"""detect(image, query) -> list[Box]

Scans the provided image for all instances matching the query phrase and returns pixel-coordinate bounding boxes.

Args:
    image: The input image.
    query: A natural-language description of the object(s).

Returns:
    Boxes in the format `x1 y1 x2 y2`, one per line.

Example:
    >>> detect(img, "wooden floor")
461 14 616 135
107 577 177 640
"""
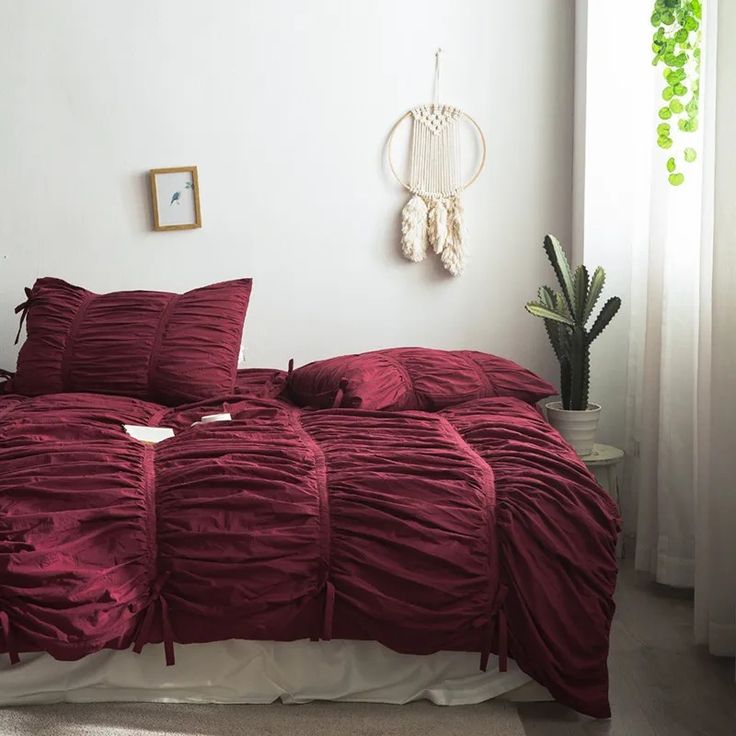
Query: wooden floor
518 557 736 736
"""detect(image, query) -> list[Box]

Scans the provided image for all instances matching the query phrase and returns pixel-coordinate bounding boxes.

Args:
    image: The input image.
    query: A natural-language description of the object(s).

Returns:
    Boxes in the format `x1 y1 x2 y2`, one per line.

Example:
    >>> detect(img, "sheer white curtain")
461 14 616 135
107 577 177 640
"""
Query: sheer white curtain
577 0 735 659
692 0 736 658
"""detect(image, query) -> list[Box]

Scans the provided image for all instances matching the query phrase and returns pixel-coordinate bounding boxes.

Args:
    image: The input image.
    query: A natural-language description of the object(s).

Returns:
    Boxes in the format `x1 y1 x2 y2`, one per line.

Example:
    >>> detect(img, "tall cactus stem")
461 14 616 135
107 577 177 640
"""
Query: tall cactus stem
569 329 586 410
560 357 572 410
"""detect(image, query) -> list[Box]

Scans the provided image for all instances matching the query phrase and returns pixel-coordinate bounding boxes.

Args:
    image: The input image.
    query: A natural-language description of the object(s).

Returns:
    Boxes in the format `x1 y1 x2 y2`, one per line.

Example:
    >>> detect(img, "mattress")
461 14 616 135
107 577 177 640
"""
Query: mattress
0 640 548 707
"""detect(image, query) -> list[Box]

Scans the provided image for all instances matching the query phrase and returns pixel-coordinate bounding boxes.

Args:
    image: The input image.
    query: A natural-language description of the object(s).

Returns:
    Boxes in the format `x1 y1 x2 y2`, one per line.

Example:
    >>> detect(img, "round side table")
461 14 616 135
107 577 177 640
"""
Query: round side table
582 443 625 559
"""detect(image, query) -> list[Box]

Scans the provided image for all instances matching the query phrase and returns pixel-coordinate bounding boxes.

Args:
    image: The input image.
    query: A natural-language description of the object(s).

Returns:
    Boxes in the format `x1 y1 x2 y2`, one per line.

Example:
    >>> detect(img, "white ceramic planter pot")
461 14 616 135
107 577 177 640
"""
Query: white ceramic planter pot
545 401 602 457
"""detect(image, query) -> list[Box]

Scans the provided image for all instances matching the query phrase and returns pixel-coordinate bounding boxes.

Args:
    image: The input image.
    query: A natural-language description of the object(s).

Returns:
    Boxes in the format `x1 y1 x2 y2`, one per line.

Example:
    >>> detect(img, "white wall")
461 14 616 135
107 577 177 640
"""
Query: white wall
0 0 573 379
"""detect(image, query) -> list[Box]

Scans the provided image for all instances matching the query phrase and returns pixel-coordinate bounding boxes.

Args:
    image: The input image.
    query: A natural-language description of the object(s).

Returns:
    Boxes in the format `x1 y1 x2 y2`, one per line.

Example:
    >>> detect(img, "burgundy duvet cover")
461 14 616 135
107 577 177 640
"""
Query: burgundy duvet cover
0 375 619 717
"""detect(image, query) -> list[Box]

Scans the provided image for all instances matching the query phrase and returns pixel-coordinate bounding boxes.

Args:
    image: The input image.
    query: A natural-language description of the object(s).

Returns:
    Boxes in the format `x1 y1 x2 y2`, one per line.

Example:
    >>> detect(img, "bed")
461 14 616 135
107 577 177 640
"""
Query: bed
0 278 620 718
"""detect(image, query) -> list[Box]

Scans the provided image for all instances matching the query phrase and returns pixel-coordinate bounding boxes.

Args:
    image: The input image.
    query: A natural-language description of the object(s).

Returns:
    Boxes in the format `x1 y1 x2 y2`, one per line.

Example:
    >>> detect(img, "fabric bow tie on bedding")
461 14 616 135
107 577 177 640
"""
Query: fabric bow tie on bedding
13 287 35 345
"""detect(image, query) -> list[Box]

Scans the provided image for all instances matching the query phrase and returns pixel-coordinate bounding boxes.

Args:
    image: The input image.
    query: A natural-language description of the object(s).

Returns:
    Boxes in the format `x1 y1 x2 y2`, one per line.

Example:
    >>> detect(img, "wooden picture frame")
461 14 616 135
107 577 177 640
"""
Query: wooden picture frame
149 166 202 231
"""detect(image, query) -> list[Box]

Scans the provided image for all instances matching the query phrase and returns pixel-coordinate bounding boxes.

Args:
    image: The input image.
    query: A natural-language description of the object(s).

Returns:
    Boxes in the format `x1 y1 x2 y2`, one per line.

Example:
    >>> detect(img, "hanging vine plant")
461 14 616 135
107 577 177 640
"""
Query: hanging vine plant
651 0 702 185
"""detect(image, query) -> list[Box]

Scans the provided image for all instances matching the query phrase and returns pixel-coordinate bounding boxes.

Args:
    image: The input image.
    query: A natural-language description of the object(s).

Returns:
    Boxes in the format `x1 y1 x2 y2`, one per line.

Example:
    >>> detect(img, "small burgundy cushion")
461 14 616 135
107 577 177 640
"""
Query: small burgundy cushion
288 347 555 411
234 368 287 399
12 277 252 405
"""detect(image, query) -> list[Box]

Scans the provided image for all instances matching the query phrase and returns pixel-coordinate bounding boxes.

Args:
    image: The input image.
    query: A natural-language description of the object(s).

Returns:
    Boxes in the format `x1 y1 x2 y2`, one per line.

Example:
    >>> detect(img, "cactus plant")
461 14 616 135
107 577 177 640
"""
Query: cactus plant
525 235 621 411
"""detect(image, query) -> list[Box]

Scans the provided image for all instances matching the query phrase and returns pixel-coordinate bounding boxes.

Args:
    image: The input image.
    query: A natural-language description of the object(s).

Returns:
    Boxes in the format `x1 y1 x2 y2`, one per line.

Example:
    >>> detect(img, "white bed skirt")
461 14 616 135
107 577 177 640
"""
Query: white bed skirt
0 640 548 707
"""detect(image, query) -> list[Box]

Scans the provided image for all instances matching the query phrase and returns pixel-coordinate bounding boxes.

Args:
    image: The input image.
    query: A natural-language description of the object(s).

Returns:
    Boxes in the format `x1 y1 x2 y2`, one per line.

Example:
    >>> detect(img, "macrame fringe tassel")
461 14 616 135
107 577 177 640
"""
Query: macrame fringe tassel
400 195 429 262
401 194 465 275
441 195 465 276
428 198 448 254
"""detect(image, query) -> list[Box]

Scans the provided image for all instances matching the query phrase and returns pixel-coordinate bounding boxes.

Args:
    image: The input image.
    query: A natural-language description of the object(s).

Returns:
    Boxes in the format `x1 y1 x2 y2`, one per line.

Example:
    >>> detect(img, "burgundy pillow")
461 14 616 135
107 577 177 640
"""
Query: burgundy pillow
287 347 555 411
12 277 252 405
234 368 287 399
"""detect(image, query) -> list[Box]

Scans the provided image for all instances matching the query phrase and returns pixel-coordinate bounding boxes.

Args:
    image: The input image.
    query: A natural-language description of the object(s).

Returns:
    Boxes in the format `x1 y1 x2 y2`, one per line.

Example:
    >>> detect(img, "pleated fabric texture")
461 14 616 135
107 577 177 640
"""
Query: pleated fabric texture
287 348 555 411
0 388 618 718
10 278 252 405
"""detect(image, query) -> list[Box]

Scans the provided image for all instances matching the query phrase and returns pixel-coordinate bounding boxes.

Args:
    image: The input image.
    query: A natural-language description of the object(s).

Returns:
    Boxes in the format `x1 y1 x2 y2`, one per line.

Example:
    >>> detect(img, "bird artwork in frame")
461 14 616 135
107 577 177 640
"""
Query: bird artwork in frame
149 166 202 231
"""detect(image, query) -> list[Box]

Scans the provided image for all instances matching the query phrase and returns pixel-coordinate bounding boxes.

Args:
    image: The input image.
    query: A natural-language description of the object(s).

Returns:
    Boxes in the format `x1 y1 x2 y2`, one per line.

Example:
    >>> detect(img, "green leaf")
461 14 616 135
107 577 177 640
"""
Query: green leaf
525 302 575 326
664 52 687 67
657 122 671 136
583 267 605 324
658 106 672 120
662 86 674 101
657 135 673 149
684 15 699 31
650 11 662 26
573 265 589 324
542 235 576 317
669 172 685 186
539 293 569 362
553 290 571 319
684 147 697 163
673 83 688 96
674 28 688 43
538 286 556 309
587 297 621 344
669 98 684 113
667 157 676 172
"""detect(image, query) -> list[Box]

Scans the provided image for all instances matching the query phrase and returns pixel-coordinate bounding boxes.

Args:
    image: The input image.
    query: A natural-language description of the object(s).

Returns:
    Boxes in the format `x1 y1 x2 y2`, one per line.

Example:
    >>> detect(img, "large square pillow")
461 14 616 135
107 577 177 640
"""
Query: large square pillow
287 347 555 411
11 277 252 405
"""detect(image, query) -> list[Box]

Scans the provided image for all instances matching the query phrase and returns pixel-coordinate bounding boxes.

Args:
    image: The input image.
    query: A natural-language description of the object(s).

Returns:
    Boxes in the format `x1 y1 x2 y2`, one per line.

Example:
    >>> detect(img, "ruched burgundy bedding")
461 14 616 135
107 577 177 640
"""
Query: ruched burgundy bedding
10 278 253 405
287 347 554 410
0 377 619 718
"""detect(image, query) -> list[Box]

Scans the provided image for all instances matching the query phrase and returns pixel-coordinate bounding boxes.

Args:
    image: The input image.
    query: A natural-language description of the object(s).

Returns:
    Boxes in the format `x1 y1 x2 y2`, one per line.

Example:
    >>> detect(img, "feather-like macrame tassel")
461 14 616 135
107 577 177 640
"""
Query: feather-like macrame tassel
441 195 465 276
427 198 449 254
400 195 429 262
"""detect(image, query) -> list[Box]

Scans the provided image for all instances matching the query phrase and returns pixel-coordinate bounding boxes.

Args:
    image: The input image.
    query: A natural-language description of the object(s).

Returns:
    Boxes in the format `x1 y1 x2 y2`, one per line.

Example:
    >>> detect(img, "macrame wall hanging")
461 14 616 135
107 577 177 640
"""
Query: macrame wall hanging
387 49 486 276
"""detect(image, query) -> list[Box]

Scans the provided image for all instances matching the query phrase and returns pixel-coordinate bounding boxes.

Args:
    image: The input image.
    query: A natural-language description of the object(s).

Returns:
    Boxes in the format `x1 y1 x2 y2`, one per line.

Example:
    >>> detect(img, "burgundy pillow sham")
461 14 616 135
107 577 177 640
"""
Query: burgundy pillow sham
287 347 555 411
234 368 287 399
11 277 252 405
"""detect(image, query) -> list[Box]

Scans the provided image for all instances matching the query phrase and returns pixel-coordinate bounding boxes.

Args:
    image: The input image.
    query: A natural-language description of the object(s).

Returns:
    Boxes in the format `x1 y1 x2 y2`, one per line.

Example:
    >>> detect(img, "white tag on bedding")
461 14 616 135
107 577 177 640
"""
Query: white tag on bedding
192 412 232 426
123 425 175 443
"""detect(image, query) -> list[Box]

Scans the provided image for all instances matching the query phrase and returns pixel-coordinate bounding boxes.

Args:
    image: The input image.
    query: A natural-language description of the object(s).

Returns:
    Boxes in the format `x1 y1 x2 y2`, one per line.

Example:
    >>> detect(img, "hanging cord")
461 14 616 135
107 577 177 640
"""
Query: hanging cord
387 45 487 195
433 48 442 108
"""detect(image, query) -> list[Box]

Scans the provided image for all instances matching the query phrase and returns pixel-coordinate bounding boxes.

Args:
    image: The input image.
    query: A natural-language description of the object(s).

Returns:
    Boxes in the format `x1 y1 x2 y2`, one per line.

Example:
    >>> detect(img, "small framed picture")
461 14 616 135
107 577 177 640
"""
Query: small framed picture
149 166 202 231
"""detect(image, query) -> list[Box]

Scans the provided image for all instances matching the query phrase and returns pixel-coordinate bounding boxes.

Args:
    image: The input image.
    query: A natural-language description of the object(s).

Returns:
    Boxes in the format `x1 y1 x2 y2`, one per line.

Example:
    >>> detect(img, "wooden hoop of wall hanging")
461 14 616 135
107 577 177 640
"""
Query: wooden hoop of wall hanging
386 109 487 194
388 49 487 276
